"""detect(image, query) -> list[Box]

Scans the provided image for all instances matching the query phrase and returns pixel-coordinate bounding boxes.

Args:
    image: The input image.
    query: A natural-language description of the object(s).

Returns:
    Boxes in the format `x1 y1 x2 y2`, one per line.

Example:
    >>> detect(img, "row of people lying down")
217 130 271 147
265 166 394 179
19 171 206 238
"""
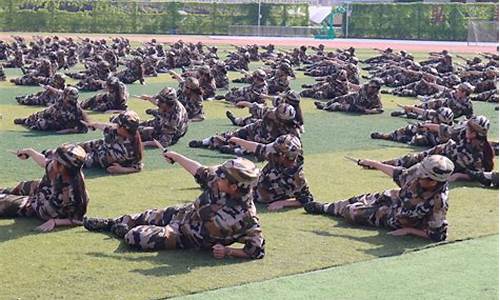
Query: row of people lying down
0 128 497 259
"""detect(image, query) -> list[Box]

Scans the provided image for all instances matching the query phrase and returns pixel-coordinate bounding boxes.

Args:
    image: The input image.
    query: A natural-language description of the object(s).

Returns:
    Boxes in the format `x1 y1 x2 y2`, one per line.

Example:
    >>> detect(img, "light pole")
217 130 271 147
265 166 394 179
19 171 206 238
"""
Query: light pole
257 0 262 36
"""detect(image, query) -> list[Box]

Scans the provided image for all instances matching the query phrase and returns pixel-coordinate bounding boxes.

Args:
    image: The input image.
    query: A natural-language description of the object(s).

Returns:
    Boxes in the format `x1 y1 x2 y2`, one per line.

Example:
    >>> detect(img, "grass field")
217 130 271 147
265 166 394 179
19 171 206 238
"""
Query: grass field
0 46 498 299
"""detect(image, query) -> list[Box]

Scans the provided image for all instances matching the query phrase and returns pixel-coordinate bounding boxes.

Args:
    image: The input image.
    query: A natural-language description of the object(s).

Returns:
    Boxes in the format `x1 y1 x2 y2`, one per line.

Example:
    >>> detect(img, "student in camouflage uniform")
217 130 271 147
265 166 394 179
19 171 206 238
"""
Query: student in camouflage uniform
304 155 453 242
229 134 314 211
189 103 300 155
75 60 112 91
116 56 145 85
16 74 65 106
175 76 205 122
80 77 128 112
300 70 350 100
11 58 54 86
266 62 294 95
0 144 89 232
226 90 304 131
382 74 448 98
391 83 474 119
371 107 454 147
84 156 265 260
78 111 144 174
212 60 229 89
137 87 189 148
14 86 88 133
216 70 268 104
382 116 494 174
314 79 384 114
196 65 217 100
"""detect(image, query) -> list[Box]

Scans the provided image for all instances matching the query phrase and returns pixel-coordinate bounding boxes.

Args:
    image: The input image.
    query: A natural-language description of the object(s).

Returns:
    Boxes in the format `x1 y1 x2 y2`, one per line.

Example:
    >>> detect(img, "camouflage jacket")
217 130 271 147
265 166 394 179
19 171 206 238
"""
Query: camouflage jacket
253 146 313 205
168 166 265 259
30 160 88 221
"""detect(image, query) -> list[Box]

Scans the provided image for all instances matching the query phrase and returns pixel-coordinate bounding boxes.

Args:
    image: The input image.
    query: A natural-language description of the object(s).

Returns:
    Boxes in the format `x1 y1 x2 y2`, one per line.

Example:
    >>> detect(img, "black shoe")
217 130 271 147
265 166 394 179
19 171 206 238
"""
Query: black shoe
13 118 25 125
380 90 390 94
226 111 236 125
370 132 383 139
83 217 114 232
214 95 225 100
304 202 325 214
314 101 325 110
188 140 204 148
390 111 405 117
219 145 235 154
110 223 130 238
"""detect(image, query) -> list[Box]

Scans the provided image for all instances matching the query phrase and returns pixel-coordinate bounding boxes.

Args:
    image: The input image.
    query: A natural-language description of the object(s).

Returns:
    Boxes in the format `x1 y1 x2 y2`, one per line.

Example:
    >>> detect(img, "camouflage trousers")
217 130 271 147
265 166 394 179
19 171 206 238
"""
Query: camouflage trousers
17 90 57 106
267 81 289 95
115 207 179 250
117 71 141 84
76 78 104 91
0 181 38 218
387 125 440 147
21 112 65 131
78 139 112 169
81 94 126 112
12 75 47 86
472 90 499 103
392 88 418 97
138 124 185 147
184 101 204 120
323 191 398 229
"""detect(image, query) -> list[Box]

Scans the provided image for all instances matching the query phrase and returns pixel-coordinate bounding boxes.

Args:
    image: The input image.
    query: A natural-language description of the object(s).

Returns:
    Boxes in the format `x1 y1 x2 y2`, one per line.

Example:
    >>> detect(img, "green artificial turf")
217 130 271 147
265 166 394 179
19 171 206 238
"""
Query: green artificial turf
180 235 499 300
0 47 497 299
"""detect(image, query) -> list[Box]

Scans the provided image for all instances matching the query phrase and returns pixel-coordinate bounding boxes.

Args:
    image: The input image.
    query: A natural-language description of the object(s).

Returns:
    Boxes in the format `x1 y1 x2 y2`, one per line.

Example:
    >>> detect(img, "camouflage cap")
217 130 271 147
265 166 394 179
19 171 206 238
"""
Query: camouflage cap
271 134 302 160
467 115 490 137
283 90 301 103
436 107 454 125
457 82 474 94
110 110 140 132
220 158 260 187
368 78 384 89
274 103 296 121
156 87 177 104
106 76 119 86
253 69 267 79
54 143 87 169
417 155 454 182
63 86 79 103
184 76 200 89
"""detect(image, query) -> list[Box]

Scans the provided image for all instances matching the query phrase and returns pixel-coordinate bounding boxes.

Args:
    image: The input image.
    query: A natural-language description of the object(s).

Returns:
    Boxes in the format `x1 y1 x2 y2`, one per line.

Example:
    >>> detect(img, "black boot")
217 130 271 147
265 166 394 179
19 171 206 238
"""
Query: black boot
226 111 237 125
188 140 204 148
83 217 114 232
304 202 326 215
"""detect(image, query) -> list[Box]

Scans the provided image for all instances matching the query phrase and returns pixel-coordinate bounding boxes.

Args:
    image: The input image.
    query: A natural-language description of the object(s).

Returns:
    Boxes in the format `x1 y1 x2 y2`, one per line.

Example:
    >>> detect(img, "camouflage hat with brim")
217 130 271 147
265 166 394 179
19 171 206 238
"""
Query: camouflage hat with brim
283 90 301 103
273 103 296 121
184 77 200 89
253 69 267 79
271 134 302 160
417 155 454 182
110 110 140 131
437 107 454 124
63 86 79 103
220 158 260 188
55 144 87 169
467 115 490 137
156 87 178 104
457 82 474 94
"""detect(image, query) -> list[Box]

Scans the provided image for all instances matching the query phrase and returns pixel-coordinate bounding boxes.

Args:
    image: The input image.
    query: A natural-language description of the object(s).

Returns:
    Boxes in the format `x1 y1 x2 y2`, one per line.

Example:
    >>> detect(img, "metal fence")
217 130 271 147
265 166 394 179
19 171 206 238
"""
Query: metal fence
467 20 499 44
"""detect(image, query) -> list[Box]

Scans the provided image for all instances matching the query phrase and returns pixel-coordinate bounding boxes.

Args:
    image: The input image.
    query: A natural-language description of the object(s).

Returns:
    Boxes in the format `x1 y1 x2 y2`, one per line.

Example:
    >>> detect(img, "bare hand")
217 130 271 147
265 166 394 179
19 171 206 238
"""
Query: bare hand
36 219 56 232
235 102 246 108
212 244 227 259
163 151 177 164
106 163 123 173
16 149 31 160
228 137 241 145
358 159 377 169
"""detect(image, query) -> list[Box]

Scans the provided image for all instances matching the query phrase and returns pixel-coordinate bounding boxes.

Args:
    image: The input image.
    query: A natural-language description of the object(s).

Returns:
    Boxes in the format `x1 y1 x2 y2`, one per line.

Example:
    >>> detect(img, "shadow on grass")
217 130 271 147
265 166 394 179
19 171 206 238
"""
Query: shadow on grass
86 239 246 277
306 221 430 258
0 217 83 243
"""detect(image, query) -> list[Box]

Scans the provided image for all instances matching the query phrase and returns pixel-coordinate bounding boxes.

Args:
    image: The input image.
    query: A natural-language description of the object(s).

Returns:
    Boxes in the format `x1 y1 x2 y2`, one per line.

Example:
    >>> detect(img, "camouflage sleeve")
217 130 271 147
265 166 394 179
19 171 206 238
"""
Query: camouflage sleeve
238 216 265 259
425 192 449 242
194 166 217 189
294 183 314 205
392 167 407 187
249 103 267 118
384 141 454 168
254 144 272 161
466 171 499 188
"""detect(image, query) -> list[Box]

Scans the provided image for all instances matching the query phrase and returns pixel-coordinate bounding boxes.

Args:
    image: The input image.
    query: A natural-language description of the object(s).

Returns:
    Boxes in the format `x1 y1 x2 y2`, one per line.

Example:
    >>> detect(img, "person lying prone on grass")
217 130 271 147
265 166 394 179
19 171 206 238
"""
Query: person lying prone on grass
84 152 265 260
304 155 454 242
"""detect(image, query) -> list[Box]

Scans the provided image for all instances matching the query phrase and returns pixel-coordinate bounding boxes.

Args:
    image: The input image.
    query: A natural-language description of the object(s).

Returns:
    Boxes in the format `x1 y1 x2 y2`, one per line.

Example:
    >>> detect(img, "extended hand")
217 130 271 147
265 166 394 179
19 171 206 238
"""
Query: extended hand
36 219 56 232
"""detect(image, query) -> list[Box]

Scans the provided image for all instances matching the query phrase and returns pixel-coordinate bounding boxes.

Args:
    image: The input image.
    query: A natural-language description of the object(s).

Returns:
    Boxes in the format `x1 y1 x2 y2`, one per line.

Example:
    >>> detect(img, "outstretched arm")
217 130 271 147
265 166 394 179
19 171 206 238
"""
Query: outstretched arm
228 137 260 153
164 151 203 176
358 159 397 177
15 148 48 168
